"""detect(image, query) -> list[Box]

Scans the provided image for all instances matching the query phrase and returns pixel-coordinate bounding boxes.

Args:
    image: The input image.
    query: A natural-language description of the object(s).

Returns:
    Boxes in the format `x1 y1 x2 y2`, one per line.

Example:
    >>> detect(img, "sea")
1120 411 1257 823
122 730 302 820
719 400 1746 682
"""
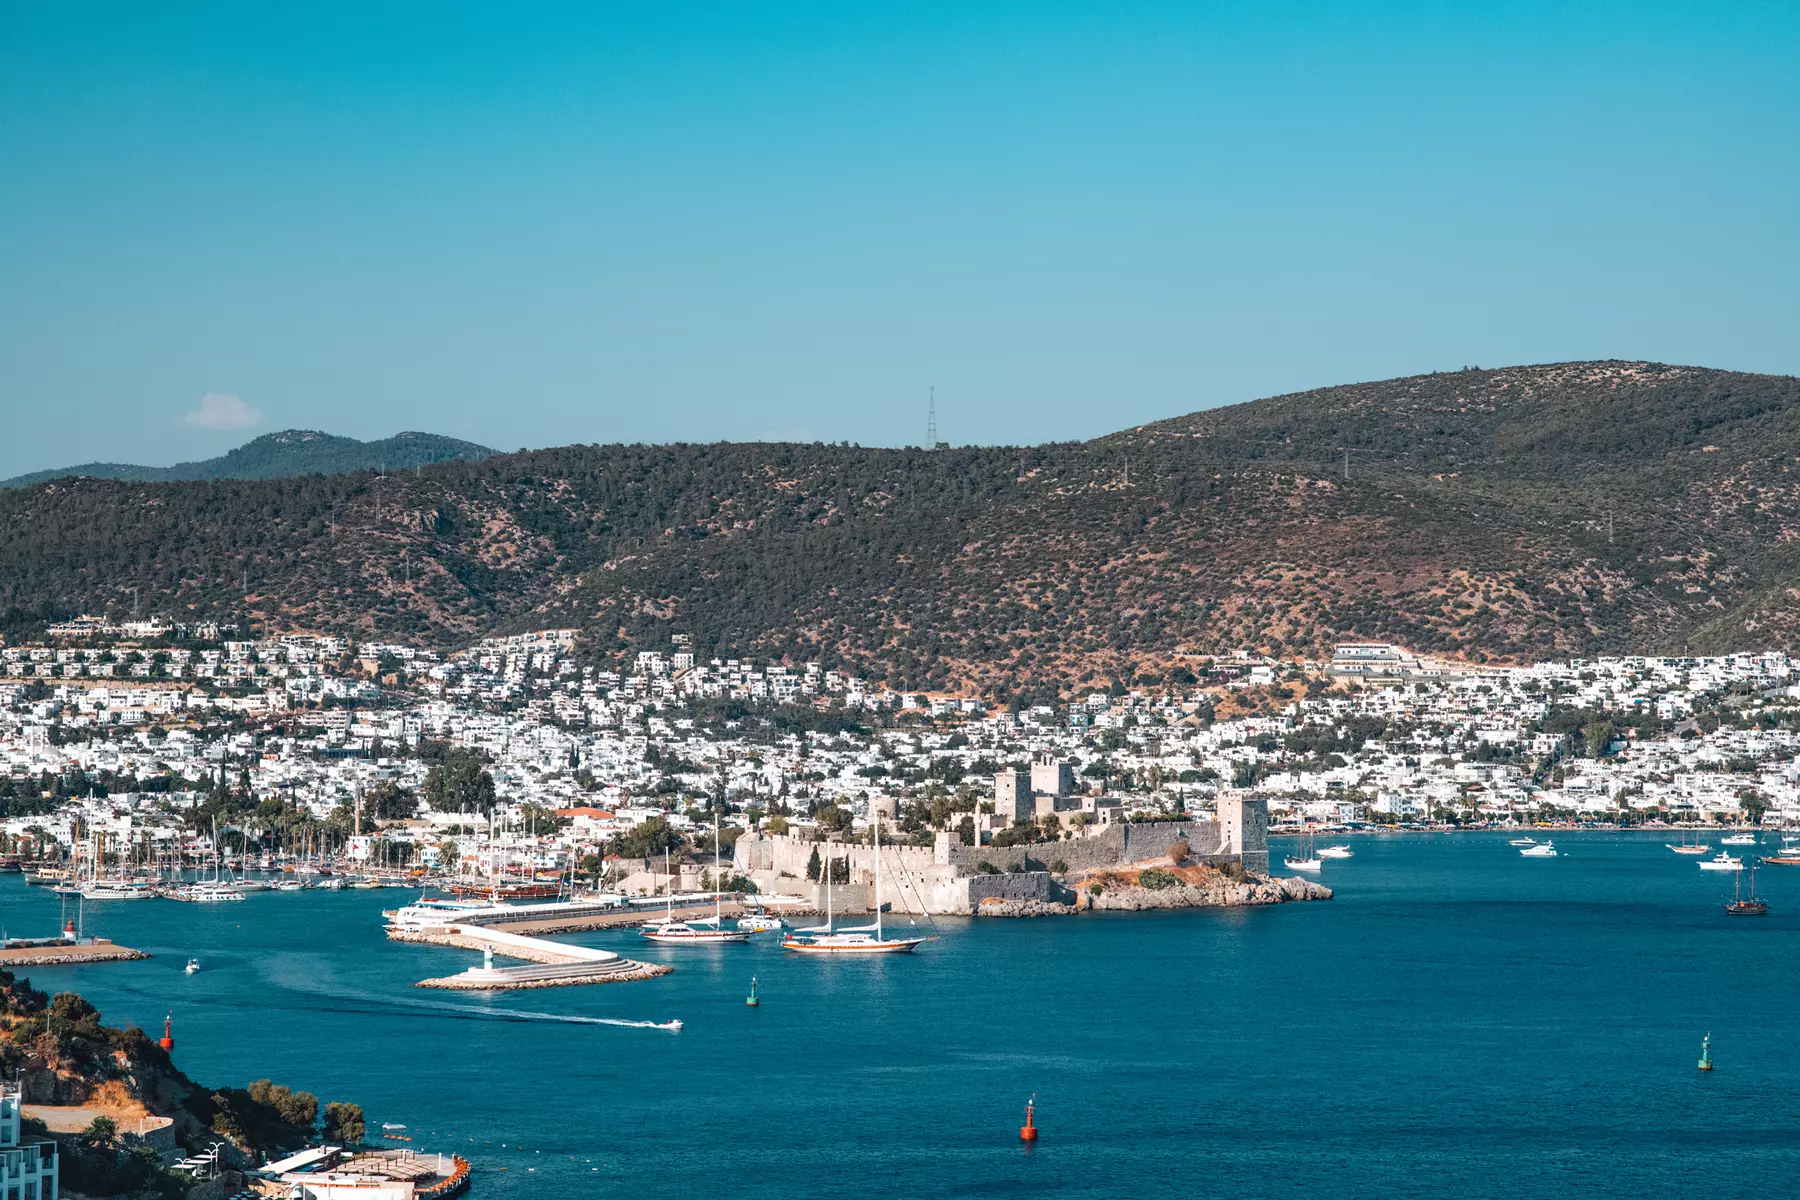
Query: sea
4 831 1799 1199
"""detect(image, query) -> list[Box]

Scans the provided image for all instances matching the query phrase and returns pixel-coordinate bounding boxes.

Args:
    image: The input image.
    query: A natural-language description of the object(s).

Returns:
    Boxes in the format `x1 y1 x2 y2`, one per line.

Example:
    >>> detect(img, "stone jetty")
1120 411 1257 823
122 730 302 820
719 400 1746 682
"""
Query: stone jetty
0 941 149 967
390 923 668 990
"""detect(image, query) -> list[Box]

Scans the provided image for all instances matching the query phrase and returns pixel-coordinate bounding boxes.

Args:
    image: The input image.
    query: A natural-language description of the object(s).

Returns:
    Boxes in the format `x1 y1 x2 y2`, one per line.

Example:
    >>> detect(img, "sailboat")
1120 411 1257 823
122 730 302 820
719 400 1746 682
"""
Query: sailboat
782 805 933 954
1725 863 1768 915
1760 835 1800 866
641 813 749 944
1283 827 1323 872
1667 826 1710 856
167 817 246 901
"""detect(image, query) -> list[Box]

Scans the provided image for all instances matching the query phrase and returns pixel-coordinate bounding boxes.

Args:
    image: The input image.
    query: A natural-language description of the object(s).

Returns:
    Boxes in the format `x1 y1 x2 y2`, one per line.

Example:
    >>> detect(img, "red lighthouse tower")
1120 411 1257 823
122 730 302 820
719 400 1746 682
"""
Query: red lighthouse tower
159 1013 174 1052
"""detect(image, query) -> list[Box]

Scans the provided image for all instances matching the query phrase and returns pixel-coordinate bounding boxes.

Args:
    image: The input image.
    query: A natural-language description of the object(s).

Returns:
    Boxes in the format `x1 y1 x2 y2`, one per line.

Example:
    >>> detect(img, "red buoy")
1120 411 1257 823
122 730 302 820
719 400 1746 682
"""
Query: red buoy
159 1013 174 1052
1020 1095 1038 1142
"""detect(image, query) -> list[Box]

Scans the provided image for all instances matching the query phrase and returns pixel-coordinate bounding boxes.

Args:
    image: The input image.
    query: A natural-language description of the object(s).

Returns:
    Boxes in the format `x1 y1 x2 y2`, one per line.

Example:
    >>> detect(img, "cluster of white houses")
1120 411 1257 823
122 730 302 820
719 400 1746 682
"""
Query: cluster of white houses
6 631 1800 884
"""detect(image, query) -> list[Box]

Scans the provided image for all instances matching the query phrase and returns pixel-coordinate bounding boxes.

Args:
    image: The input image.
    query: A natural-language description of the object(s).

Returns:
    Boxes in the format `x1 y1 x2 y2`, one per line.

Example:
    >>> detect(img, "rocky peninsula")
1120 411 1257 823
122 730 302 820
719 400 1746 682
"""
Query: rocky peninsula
975 862 1332 917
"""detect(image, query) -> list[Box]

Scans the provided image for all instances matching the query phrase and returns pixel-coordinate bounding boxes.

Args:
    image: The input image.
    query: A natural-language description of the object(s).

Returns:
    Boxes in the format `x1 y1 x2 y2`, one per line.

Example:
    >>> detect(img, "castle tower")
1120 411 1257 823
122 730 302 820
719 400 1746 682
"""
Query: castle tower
1216 793 1270 876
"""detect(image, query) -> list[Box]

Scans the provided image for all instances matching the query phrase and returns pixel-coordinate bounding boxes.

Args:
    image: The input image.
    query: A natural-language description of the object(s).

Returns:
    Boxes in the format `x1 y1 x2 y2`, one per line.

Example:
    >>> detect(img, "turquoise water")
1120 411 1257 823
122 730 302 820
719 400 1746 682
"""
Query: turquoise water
5 832 1800 1199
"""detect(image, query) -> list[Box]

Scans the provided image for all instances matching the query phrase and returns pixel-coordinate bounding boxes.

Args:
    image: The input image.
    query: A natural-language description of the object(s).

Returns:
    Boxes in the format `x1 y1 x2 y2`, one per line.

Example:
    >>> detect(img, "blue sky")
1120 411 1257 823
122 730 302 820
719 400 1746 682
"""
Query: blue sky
3 1 1796 476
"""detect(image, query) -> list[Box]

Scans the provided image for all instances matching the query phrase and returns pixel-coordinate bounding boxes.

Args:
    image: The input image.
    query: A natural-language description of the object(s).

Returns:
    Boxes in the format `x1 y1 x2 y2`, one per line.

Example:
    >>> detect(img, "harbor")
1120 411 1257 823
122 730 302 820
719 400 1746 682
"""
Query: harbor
4 831 1800 1198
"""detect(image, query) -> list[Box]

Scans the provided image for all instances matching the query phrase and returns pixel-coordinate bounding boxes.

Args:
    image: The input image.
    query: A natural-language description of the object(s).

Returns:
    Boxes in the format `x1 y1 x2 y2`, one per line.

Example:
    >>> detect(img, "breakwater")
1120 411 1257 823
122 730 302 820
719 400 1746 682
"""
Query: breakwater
390 924 669 990
0 942 149 967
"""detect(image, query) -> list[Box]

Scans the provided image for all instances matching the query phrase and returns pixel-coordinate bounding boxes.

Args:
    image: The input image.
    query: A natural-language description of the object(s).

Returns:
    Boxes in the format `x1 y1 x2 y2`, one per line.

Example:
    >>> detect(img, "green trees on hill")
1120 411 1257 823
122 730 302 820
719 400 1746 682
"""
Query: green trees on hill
421 749 496 814
3 364 1800 679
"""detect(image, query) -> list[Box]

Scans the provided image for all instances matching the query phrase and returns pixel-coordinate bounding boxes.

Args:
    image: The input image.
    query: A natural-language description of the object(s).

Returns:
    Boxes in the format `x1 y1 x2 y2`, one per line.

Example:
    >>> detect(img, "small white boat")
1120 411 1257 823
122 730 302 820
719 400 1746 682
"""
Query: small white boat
273 880 305 892
1698 853 1744 872
1317 845 1354 859
184 959 200 975
1509 837 1537 847
1520 842 1558 857
736 913 785 932
1720 834 1756 846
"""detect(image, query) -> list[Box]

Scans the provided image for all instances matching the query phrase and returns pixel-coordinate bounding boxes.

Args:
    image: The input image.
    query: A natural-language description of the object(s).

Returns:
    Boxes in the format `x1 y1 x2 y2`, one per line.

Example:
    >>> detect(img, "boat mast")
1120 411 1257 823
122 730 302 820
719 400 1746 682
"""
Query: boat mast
875 803 883 942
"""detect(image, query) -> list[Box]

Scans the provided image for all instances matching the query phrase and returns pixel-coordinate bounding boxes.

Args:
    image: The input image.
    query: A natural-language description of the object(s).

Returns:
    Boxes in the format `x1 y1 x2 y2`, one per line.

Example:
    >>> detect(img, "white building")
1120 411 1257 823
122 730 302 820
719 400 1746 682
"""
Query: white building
1 1081 58 1200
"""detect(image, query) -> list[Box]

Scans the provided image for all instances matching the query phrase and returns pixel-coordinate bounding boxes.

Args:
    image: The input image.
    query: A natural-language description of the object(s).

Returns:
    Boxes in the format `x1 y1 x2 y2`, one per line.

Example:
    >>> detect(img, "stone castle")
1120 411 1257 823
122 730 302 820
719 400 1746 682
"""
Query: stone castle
732 794 1269 916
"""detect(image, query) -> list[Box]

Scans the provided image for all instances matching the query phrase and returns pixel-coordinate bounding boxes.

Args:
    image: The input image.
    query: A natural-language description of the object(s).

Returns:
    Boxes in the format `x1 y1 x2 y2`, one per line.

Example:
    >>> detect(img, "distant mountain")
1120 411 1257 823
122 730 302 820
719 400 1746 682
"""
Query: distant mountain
1 430 495 488
4 362 1800 697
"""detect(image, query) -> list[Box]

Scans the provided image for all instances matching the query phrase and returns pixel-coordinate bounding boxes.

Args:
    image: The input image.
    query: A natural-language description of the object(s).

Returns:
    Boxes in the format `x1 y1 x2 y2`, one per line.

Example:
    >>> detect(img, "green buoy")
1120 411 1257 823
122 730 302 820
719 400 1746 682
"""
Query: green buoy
746 976 759 1007
1698 1033 1713 1072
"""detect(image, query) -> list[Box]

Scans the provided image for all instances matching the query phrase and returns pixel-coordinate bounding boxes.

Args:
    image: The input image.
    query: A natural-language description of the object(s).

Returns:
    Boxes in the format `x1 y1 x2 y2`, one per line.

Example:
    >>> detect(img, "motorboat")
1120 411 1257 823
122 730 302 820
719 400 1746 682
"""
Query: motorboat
273 880 306 892
736 913 785 932
1698 853 1744 872
1509 837 1538 847
1520 842 1558 857
80 881 156 901
1317 845 1354 859
184 959 200 974
167 882 246 902
1720 833 1757 846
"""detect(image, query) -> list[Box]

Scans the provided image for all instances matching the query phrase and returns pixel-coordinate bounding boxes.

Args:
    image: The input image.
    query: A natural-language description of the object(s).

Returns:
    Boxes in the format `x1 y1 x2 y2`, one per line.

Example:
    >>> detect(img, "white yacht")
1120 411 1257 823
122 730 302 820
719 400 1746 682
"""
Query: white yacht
1520 841 1559 857
1509 836 1537 847
167 881 246 902
1317 845 1354 859
80 881 156 901
1720 833 1757 846
1698 852 1744 871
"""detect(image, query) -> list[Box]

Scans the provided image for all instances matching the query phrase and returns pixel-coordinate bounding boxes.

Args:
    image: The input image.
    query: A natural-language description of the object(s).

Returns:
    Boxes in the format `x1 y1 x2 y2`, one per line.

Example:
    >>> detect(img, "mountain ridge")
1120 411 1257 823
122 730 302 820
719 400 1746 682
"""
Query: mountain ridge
4 360 1799 699
1 429 495 488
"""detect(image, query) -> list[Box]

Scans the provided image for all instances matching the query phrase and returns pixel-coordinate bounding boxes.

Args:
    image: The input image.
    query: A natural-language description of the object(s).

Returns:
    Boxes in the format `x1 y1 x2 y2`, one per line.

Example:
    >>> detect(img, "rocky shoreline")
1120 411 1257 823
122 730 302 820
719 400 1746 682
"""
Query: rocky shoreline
977 873 1331 918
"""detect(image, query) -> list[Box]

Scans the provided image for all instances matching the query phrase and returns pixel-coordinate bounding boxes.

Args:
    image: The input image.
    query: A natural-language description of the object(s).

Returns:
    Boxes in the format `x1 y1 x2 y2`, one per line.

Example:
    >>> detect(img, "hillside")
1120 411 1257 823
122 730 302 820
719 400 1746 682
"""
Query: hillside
1 429 494 488
3 361 1798 698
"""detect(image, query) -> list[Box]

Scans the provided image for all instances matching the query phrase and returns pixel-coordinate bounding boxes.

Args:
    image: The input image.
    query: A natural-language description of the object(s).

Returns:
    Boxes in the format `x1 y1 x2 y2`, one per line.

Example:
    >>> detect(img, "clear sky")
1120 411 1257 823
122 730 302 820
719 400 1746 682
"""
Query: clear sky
3 1 1796 477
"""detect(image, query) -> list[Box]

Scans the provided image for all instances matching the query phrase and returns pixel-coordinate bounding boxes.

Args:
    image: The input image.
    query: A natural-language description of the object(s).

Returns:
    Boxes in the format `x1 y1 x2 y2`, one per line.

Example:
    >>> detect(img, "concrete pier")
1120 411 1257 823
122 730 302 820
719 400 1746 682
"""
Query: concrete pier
391 922 669 990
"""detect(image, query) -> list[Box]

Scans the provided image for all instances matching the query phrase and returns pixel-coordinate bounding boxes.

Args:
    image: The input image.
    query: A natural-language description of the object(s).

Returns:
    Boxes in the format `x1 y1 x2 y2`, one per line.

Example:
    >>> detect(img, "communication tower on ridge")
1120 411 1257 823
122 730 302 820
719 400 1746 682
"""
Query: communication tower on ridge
927 386 948 450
